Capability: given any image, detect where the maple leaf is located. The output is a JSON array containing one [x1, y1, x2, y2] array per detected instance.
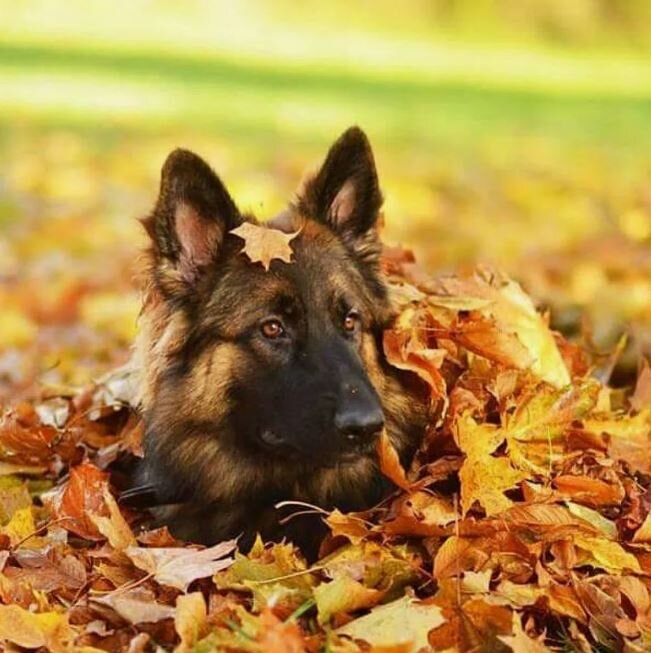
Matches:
[[455, 414, 528, 516], [125, 539, 237, 590], [230, 222, 300, 270], [436, 274, 571, 387], [245, 607, 307, 653]]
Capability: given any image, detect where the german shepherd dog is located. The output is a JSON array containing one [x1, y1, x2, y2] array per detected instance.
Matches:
[[133, 127, 430, 551]]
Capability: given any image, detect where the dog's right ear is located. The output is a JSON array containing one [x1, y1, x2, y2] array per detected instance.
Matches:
[[143, 149, 241, 295]]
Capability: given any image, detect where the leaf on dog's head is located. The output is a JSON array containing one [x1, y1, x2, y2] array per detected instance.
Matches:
[[230, 222, 300, 271]]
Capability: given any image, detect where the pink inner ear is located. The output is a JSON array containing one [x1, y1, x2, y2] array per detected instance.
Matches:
[[175, 203, 221, 279], [330, 179, 356, 226]]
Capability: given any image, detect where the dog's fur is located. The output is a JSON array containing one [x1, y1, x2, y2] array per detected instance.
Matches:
[[132, 127, 430, 550]]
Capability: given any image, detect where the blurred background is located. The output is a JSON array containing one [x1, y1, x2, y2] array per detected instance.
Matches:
[[1, 0, 650, 399]]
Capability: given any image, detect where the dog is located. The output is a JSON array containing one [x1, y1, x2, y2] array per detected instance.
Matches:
[[131, 127, 430, 551]]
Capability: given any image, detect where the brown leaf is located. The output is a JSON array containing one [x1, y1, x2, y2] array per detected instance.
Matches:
[[7, 551, 86, 592], [428, 597, 513, 652], [230, 222, 299, 270], [546, 583, 587, 623], [94, 587, 176, 625]]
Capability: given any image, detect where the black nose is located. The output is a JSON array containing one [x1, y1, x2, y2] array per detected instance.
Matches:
[[334, 403, 384, 442]]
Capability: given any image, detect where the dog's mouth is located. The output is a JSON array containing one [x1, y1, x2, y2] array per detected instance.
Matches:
[[258, 429, 376, 467]]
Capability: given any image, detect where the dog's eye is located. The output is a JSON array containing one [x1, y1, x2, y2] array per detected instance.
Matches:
[[343, 310, 360, 333], [261, 319, 285, 340]]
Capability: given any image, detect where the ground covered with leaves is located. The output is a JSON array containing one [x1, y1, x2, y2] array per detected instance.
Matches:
[[0, 244, 648, 652]]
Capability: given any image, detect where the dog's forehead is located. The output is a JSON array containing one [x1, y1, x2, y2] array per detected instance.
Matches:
[[284, 222, 365, 296], [212, 220, 367, 315]]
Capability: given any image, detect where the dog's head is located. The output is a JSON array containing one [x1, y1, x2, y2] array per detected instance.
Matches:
[[139, 127, 393, 482]]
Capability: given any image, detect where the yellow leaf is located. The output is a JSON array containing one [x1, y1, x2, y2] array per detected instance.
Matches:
[[230, 222, 299, 271], [0, 605, 73, 653], [337, 595, 445, 651], [492, 280, 570, 388], [2, 506, 35, 546], [89, 486, 136, 551], [574, 536, 642, 573], [455, 414, 527, 516], [0, 308, 37, 348], [314, 574, 383, 624], [174, 592, 207, 652]]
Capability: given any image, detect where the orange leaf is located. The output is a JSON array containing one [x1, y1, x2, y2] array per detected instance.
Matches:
[[383, 491, 457, 537], [383, 324, 447, 400], [376, 429, 410, 490], [553, 475, 624, 507], [43, 462, 111, 540]]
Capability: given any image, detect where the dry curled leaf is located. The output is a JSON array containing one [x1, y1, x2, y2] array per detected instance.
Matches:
[[125, 539, 237, 590], [376, 429, 411, 490]]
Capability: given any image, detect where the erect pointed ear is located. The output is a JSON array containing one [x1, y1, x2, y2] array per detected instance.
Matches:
[[143, 149, 241, 293], [296, 127, 383, 263]]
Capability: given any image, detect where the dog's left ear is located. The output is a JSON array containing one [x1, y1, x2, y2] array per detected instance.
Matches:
[[296, 127, 383, 263]]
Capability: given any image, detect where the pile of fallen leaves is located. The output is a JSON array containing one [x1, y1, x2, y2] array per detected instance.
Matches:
[[0, 247, 650, 653]]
